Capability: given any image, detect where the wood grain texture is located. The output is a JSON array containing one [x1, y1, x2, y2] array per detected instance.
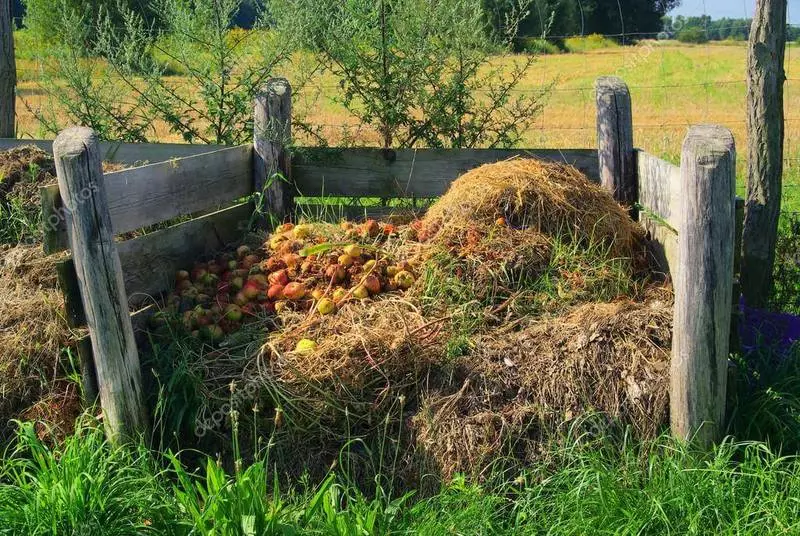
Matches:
[[41, 185, 69, 254], [596, 76, 636, 209], [635, 150, 681, 275], [0, 138, 228, 164], [75, 304, 157, 406], [56, 259, 86, 328], [670, 125, 736, 447], [53, 126, 149, 443], [254, 78, 293, 224], [742, 0, 787, 308], [0, 0, 15, 138], [293, 148, 600, 198], [44, 145, 252, 253], [119, 202, 253, 305]]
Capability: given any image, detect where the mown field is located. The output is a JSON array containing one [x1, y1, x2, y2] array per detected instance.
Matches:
[[12, 35, 800, 210]]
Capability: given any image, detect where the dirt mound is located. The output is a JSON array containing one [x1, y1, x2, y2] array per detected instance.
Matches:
[[415, 157, 645, 260]]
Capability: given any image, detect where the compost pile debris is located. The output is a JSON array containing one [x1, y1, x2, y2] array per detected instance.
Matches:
[[0, 145, 56, 209], [0, 244, 77, 439], [158, 158, 670, 483]]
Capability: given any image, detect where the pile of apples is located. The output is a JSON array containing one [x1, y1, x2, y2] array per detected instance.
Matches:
[[154, 220, 417, 343]]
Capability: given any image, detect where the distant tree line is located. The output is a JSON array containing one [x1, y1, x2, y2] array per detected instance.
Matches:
[[13, 0, 678, 41], [662, 15, 800, 43], [485, 0, 681, 42]]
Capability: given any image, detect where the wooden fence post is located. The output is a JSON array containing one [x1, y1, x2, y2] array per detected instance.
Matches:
[[671, 125, 736, 446], [53, 127, 149, 443], [596, 76, 636, 210], [0, 0, 16, 138], [254, 78, 293, 227]]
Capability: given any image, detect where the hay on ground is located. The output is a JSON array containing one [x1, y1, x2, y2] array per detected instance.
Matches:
[[412, 293, 673, 480], [0, 245, 73, 436], [0, 146, 56, 207], [417, 158, 645, 260]]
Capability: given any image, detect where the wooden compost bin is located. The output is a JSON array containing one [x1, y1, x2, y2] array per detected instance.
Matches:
[[6, 76, 740, 445]]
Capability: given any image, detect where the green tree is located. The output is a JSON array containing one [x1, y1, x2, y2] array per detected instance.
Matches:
[[22, 0, 153, 46], [273, 0, 548, 149]]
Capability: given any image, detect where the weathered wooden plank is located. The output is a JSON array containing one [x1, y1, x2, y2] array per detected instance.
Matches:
[[671, 125, 736, 447], [596, 76, 636, 209], [0, 138, 227, 165], [293, 148, 600, 198], [55, 259, 85, 328], [76, 303, 157, 405], [44, 144, 252, 253], [53, 126, 149, 443], [119, 202, 253, 305], [41, 185, 69, 254], [635, 150, 681, 275], [254, 78, 293, 225]]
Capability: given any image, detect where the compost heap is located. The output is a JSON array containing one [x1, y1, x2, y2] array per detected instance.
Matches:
[[0, 146, 82, 440], [176, 157, 672, 483]]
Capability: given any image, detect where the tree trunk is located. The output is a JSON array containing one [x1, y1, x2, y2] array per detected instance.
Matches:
[[0, 0, 15, 137], [741, 0, 787, 308]]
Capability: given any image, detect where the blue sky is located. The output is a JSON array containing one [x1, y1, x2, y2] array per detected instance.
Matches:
[[670, 0, 800, 24]]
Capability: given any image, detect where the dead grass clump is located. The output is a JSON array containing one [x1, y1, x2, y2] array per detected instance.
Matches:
[[443, 226, 552, 294], [258, 299, 440, 437], [413, 293, 673, 480], [417, 158, 645, 259], [0, 244, 72, 435], [0, 145, 56, 208]]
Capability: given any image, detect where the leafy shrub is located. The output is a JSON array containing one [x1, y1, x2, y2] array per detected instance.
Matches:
[[563, 34, 619, 52], [677, 27, 709, 44], [273, 0, 547, 149], [518, 37, 561, 55]]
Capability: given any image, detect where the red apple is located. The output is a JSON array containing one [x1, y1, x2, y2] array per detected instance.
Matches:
[[269, 269, 290, 286], [283, 282, 306, 300], [267, 284, 285, 300]]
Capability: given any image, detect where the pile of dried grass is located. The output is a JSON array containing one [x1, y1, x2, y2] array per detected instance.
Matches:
[[193, 157, 669, 484], [412, 292, 673, 480], [256, 299, 440, 437], [0, 145, 56, 208], [417, 158, 645, 259], [0, 244, 74, 437]]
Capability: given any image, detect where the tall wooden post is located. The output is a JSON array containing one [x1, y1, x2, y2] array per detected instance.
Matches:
[[0, 0, 16, 137], [253, 78, 293, 227], [671, 125, 736, 446], [53, 127, 148, 443], [596, 76, 636, 210], [741, 0, 787, 308]]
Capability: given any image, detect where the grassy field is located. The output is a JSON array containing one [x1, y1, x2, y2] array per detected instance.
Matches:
[[13, 37, 800, 210]]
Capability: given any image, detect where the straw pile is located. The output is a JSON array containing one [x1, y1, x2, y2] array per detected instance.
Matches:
[[413, 292, 672, 480], [201, 157, 672, 483], [416, 157, 645, 259], [0, 145, 56, 209], [0, 244, 75, 438]]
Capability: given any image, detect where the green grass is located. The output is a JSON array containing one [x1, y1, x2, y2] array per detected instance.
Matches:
[[3, 415, 800, 534], [0, 194, 41, 245], [563, 34, 620, 53]]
